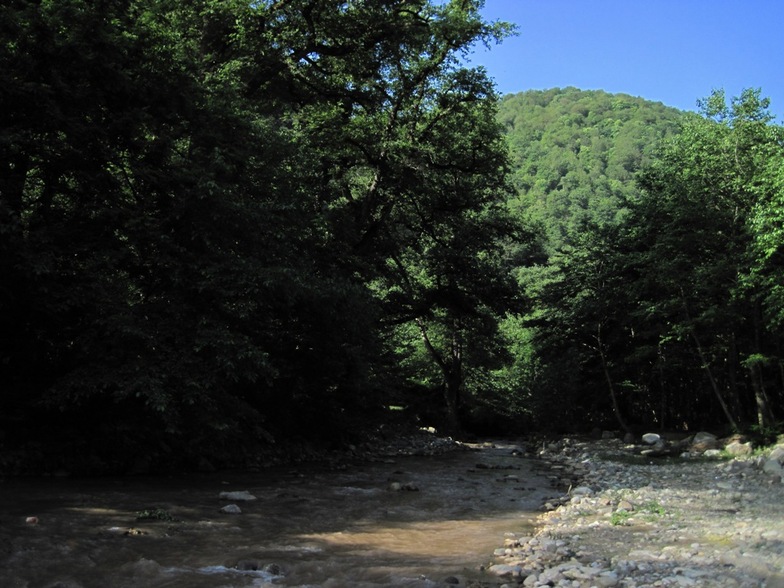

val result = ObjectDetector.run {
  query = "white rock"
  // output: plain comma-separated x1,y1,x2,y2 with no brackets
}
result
642,433,661,445
570,485,594,496
220,504,242,514
488,564,522,579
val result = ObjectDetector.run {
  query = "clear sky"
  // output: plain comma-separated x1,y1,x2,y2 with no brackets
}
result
467,0,784,120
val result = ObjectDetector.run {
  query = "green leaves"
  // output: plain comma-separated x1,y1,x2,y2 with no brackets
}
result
1,0,520,465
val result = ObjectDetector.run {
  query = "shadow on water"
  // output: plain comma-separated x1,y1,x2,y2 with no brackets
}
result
0,441,557,587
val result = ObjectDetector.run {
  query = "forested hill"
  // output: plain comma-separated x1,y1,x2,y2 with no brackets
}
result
504,87,784,439
497,88,682,250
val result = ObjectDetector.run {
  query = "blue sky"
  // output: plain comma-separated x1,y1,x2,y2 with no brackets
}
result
467,0,784,120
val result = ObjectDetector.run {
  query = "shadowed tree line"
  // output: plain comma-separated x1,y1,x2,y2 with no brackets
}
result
0,0,521,471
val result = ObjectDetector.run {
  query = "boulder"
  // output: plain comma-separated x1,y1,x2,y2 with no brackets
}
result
724,441,753,457
769,446,784,464
220,504,242,514
691,432,721,453
693,431,718,444
763,459,784,477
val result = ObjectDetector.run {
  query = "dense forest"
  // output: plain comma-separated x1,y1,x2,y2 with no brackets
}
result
2,1,783,473
504,87,784,437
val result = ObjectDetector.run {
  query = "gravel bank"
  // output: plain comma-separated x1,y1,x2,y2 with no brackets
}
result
486,435,784,588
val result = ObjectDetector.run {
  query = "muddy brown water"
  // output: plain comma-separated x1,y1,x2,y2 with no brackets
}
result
0,441,555,588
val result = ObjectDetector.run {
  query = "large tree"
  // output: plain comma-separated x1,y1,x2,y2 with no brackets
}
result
0,0,517,468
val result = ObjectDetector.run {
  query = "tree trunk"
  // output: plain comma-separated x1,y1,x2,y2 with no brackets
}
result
595,323,630,434
443,366,462,434
679,289,740,431
417,317,463,434
748,364,775,430
690,330,740,431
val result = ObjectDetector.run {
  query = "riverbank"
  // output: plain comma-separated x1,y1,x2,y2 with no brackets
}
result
485,434,784,588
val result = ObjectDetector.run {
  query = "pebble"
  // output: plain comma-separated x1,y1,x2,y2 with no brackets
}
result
488,436,784,588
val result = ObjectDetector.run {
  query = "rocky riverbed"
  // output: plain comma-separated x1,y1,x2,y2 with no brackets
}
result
484,433,784,588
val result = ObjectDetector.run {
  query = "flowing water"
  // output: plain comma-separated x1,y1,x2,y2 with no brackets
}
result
0,441,555,587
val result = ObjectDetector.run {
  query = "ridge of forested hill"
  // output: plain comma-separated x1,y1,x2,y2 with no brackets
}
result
498,87,683,250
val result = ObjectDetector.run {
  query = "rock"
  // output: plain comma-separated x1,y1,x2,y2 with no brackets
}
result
219,490,257,501
642,433,661,445
220,504,242,514
693,431,718,443
703,449,723,458
601,431,616,439
443,576,460,584
263,563,281,575
388,481,418,491
725,441,753,457
570,485,594,497
623,432,636,443
725,459,753,474
537,567,565,584
691,432,721,453
596,571,620,587
488,564,523,579
25,516,39,525
769,446,784,464
763,459,784,477
235,560,280,574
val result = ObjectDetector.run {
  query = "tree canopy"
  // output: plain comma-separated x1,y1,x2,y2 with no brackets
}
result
0,0,519,471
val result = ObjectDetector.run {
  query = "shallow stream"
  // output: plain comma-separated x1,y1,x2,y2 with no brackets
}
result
0,441,554,587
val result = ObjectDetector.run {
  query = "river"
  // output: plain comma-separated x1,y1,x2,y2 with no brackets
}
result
0,441,555,587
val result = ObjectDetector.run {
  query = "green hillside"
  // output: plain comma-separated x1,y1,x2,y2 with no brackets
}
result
498,88,683,250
